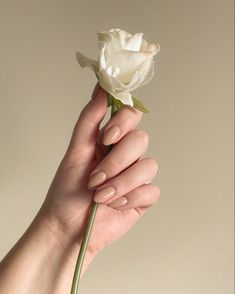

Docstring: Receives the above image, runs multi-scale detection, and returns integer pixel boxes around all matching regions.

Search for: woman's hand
[0,84,160,294]
[41,84,160,255]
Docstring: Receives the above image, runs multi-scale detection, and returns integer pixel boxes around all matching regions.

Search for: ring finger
[93,157,158,204]
[108,183,160,213]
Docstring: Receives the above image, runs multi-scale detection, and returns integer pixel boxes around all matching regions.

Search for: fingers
[88,129,149,190]
[93,158,159,204]
[65,82,144,166]
[66,85,107,158]
[108,184,160,211]
[100,105,143,146]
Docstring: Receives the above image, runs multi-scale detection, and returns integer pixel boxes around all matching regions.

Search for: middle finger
[88,129,149,190]
[98,105,143,148]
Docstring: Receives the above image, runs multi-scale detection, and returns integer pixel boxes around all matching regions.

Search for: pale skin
[0,84,160,294]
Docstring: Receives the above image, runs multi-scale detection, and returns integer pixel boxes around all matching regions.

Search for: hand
[41,84,160,256]
[0,84,160,294]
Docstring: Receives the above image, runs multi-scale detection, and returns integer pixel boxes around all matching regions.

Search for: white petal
[113,92,133,106]
[97,68,141,94]
[123,70,141,90]
[113,67,120,77]
[97,42,107,70]
[119,30,127,48]
[109,50,152,84]
[140,39,160,57]
[97,58,155,94]
[129,59,155,90]
[76,52,99,73]
[125,33,143,51]
[97,70,122,93]
[109,59,155,93]
[98,31,122,53]
[106,65,112,76]
[109,28,120,33]
[109,29,132,49]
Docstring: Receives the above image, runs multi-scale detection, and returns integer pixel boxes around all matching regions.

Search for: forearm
[0,209,95,294]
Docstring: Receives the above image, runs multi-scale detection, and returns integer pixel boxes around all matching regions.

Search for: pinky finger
[108,184,160,212]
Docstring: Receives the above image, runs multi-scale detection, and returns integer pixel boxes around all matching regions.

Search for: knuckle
[63,147,91,168]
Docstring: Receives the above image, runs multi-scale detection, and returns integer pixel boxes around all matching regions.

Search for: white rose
[76,28,160,107]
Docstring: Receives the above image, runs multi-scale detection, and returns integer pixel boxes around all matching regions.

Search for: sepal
[132,96,149,113]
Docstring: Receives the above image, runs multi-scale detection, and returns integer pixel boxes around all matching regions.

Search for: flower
[76,28,160,107]
[72,29,161,294]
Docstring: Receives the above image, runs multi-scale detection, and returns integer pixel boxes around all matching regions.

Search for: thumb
[66,84,108,159]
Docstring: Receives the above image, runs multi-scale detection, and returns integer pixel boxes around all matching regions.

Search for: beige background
[0,0,234,293]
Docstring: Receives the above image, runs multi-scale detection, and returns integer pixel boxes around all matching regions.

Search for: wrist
[37,203,98,274]
[0,205,85,294]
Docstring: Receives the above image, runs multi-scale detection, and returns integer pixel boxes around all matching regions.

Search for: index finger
[100,105,143,146]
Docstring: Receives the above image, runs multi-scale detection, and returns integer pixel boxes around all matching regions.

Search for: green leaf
[132,96,149,113]
[112,97,124,110]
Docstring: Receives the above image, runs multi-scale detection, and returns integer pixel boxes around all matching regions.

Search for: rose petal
[125,33,143,51]
[109,50,153,84]
[76,52,99,73]
[132,59,155,89]
[97,41,107,70]
[109,29,132,48]
[98,32,122,57]
[140,39,160,56]
[113,67,120,78]
[114,59,155,92]
[106,65,113,76]
[97,70,123,93]
[113,92,133,106]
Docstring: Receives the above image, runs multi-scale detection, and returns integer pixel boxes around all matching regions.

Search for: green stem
[70,99,117,294]
[70,202,98,294]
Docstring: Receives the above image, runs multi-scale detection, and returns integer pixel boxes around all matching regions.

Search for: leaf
[112,97,124,110]
[110,95,149,114]
[132,96,149,113]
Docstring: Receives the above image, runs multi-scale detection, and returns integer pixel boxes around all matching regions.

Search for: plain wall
[0,0,234,293]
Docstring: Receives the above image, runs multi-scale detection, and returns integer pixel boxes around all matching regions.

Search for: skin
[0,84,160,294]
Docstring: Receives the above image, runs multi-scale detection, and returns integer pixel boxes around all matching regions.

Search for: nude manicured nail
[94,186,116,203]
[103,125,121,145]
[88,171,107,189]
[108,197,128,208]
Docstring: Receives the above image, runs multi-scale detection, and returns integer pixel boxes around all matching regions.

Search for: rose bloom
[76,28,160,106]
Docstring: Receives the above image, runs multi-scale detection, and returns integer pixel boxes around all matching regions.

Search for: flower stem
[70,99,117,294]
[70,201,98,294]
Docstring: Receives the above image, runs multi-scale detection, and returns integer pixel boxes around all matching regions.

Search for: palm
[45,143,141,252]
[90,199,141,251]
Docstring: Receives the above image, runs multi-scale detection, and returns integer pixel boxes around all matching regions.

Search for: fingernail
[103,125,121,145]
[108,197,128,208]
[94,186,116,203]
[145,180,152,184]
[88,171,107,190]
